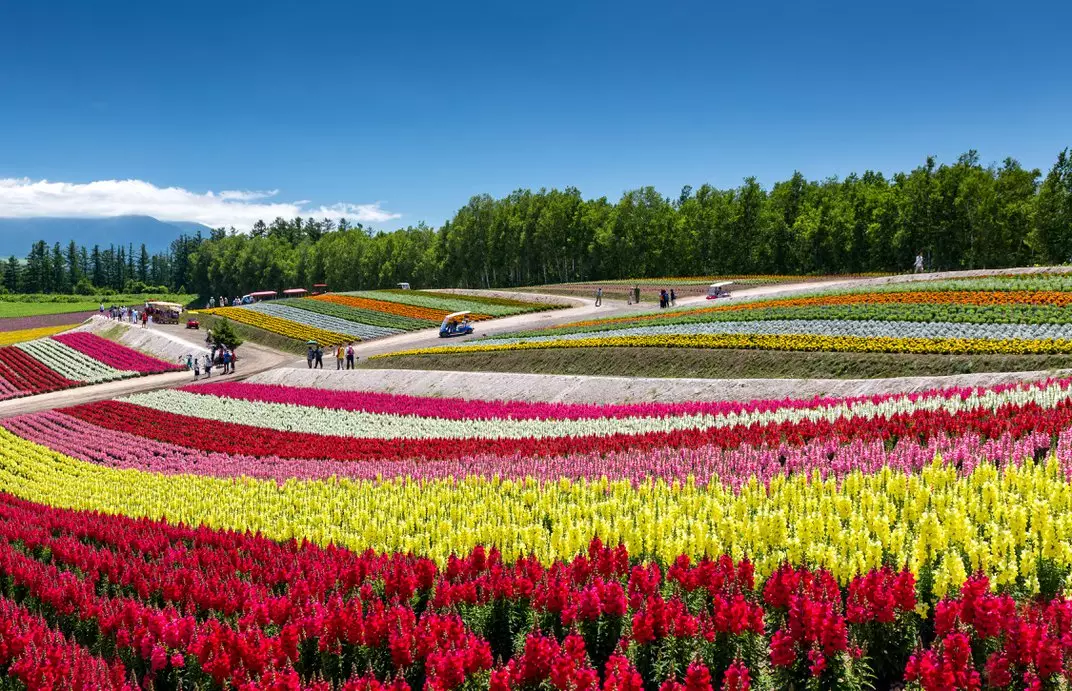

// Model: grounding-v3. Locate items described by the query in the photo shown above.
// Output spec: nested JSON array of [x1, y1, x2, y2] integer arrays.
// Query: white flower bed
[[15, 338, 133, 383]]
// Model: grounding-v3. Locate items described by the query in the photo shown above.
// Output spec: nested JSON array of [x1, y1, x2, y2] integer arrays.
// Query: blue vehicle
[[439, 311, 474, 338]]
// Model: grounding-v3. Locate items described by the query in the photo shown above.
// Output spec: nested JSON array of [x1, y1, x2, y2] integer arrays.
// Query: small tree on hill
[[210, 318, 243, 352]]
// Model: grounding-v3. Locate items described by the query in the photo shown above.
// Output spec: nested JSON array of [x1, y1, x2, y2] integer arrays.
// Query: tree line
[[6, 149, 1072, 297]]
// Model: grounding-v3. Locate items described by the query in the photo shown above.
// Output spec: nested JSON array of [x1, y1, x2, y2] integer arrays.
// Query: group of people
[[659, 289, 676, 308], [101, 303, 154, 327], [184, 345, 236, 379], [307, 342, 357, 369], [207, 296, 245, 309]]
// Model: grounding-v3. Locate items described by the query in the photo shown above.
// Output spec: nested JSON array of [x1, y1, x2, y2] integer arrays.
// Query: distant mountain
[[0, 216, 211, 257]]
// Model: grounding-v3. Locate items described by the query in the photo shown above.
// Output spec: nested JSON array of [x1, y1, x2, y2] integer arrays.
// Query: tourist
[[595, 287, 602, 307], [670, 289, 676, 307], [203, 353, 212, 378], [99, 302, 104, 314], [336, 344, 345, 369], [208, 297, 216, 309], [346, 342, 355, 369], [307, 345, 315, 369], [193, 356, 200, 378], [914, 252, 925, 274], [314, 346, 324, 369], [222, 348, 232, 374]]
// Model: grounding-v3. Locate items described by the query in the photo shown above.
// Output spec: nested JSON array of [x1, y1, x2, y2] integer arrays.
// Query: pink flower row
[[185, 377, 1072, 422], [52, 332, 183, 373], [7, 410, 1069, 488]]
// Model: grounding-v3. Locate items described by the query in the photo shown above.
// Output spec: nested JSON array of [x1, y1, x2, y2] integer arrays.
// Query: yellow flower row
[[1, 426, 1069, 596], [375, 333, 1072, 358], [198, 307, 350, 346], [0, 324, 73, 346]]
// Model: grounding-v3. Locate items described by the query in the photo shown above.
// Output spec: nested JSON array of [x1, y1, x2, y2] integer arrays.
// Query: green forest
[[5, 149, 1072, 297]]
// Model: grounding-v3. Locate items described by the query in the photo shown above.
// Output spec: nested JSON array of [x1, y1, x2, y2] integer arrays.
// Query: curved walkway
[[0, 318, 289, 419], [247, 366, 1072, 404]]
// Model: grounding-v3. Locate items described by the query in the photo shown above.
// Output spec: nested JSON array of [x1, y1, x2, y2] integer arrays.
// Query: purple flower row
[[0, 311, 94, 333]]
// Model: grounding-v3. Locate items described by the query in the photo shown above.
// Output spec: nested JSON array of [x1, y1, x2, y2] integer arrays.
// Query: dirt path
[[0, 319, 289, 419], [248, 366, 1071, 404]]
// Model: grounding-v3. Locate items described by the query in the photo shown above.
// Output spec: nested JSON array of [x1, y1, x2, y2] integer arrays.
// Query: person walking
[[914, 252, 925, 274], [193, 356, 201, 379], [670, 289, 676, 307], [336, 345, 345, 370], [307, 345, 315, 369], [346, 342, 355, 369], [314, 346, 324, 369], [222, 349, 232, 374], [203, 353, 212, 378], [595, 287, 602, 307]]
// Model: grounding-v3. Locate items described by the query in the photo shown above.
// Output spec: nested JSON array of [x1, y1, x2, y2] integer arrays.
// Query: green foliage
[[208, 318, 244, 351], [14, 149, 1072, 297]]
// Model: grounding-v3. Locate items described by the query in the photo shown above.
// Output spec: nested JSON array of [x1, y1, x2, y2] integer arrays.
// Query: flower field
[[0, 331, 182, 401], [378, 274, 1072, 359], [0, 310, 96, 334], [199, 292, 558, 347], [526, 275, 885, 300], [0, 323, 72, 345], [5, 375, 1072, 687]]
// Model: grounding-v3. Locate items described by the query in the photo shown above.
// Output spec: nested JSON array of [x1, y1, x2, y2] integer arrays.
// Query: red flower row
[[0, 344, 73, 395], [52, 332, 184, 373], [3, 494, 1070, 690]]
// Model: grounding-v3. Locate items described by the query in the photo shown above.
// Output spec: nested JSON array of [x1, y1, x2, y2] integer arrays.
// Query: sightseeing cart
[[439, 311, 474, 338], [706, 282, 732, 300], [145, 301, 184, 324]]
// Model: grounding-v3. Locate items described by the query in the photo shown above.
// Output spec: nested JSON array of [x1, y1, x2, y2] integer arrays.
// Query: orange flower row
[[312, 294, 491, 323], [556, 290, 1072, 330]]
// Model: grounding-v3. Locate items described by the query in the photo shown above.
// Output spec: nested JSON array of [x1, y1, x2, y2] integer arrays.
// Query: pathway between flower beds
[[0, 319, 291, 419], [246, 366, 1072, 404]]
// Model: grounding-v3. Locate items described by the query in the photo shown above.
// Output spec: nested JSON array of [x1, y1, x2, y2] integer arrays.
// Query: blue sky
[[0, 0, 1069, 230]]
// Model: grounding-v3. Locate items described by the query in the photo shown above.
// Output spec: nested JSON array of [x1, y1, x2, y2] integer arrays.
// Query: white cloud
[[0, 178, 401, 229]]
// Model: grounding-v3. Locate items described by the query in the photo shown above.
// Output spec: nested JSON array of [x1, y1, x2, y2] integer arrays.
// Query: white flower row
[[243, 303, 401, 340], [465, 319, 1072, 348], [15, 338, 133, 383], [121, 378, 1072, 442]]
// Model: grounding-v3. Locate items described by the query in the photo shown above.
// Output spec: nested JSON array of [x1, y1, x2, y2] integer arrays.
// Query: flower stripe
[[242, 301, 402, 340], [199, 306, 351, 346], [8, 409, 1071, 490], [379, 332, 1072, 357], [1, 424, 1070, 586], [51, 332, 183, 373], [14, 338, 131, 383]]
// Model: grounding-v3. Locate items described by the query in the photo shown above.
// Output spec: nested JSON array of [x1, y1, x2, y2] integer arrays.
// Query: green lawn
[[0, 294, 196, 318]]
